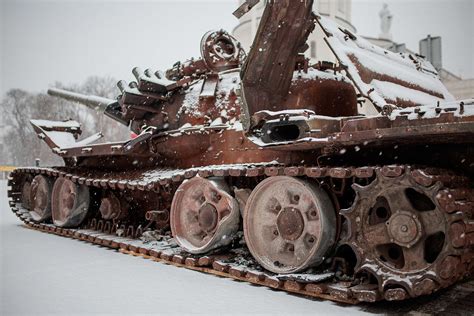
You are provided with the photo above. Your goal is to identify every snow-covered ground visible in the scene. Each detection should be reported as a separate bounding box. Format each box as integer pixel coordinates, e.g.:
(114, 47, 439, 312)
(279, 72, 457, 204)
(0, 180, 369, 315)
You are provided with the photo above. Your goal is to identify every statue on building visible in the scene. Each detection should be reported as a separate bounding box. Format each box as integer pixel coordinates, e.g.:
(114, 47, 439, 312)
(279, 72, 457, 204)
(379, 3, 393, 40)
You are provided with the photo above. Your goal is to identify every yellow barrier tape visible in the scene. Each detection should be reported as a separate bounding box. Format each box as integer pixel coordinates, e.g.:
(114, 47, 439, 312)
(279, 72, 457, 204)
(0, 166, 16, 172)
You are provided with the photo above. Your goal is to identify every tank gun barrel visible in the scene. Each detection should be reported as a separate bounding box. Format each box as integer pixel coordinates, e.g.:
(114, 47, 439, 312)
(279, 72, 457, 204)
(47, 88, 115, 112)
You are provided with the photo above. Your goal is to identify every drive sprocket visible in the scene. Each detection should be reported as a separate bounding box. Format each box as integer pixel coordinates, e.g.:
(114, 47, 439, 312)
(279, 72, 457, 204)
(341, 166, 472, 301)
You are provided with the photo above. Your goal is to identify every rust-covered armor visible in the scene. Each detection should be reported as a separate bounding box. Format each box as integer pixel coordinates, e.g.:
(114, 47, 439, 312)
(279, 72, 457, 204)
(7, 0, 473, 303)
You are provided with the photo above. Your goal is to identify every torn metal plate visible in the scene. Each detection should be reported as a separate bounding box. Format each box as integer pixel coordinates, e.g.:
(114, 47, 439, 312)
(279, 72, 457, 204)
(30, 119, 103, 152)
(233, 0, 261, 19)
(316, 15, 454, 111)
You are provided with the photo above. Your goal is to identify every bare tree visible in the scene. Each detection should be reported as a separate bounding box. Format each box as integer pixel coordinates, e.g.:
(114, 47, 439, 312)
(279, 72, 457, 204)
(1, 89, 74, 165)
(0, 76, 130, 166)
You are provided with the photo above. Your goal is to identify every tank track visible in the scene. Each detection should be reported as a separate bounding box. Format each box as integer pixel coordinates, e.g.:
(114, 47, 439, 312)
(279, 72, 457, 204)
(7, 164, 474, 304)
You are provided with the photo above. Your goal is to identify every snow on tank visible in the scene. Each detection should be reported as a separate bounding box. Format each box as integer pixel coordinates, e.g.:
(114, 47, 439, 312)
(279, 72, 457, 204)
(316, 14, 454, 113)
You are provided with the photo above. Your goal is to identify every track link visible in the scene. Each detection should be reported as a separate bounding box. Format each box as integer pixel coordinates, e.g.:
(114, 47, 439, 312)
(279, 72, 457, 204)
(6, 164, 474, 304)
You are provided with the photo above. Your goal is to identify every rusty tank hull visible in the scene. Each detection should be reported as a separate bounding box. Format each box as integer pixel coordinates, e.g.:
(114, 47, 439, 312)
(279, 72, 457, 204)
(6, 0, 473, 304)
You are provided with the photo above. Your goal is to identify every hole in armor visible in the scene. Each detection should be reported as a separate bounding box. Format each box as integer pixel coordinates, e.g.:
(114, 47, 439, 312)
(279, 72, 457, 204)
(424, 232, 445, 263)
(268, 124, 301, 142)
(405, 188, 436, 211)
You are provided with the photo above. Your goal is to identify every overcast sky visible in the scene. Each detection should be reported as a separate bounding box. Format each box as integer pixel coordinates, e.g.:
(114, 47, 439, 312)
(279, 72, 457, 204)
(1, 0, 473, 97)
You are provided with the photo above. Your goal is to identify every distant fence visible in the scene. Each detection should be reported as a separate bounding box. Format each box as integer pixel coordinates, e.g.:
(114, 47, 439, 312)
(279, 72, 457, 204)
(0, 166, 16, 180)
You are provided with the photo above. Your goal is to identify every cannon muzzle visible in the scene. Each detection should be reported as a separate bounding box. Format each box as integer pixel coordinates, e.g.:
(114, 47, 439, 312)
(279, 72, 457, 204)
(47, 88, 116, 112)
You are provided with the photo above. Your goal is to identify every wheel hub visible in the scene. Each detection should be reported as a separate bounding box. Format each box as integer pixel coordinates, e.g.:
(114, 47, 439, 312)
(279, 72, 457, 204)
(387, 211, 423, 247)
(198, 203, 219, 232)
(99, 198, 114, 219)
(277, 207, 304, 241)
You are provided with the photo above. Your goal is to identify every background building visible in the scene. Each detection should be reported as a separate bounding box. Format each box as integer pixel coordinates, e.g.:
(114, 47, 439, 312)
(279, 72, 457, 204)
(232, 0, 473, 100)
(233, 0, 354, 63)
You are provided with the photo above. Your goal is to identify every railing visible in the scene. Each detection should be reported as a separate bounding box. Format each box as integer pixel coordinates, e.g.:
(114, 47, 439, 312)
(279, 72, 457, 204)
(0, 166, 16, 180)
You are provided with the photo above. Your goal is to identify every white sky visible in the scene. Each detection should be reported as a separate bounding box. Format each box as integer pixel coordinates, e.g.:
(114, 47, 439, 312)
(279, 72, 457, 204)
(1, 0, 473, 96)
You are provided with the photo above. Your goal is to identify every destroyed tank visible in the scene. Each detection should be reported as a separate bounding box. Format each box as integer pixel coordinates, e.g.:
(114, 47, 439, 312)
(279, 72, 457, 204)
(7, 0, 473, 303)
